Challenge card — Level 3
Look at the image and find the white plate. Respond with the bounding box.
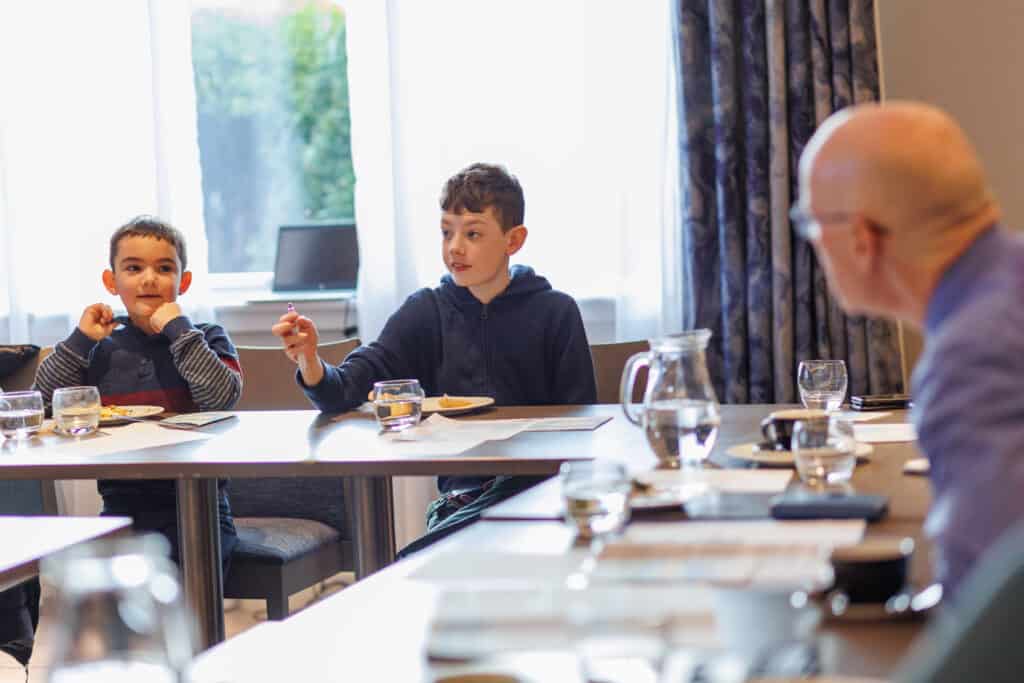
[726,441,874,467]
[630,481,712,510]
[422,396,495,416]
[100,405,164,424]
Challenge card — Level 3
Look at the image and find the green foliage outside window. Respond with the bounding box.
[191,1,355,273]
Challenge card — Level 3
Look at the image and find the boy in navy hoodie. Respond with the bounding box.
[272,163,597,554]
[34,216,243,574]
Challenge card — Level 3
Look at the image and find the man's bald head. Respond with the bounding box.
[800,101,997,243]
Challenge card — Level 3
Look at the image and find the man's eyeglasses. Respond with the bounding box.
[789,205,854,241]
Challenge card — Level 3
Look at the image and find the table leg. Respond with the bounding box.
[347,475,396,579]
[177,478,224,650]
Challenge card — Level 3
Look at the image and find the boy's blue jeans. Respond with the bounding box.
[396,475,549,559]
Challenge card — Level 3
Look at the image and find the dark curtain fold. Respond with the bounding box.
[678,0,904,404]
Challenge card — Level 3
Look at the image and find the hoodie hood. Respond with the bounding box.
[439,264,552,313]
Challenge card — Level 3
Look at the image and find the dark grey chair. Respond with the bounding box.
[223,339,360,620]
[896,522,1024,682]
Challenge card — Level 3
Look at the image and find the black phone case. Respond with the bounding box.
[770,493,889,521]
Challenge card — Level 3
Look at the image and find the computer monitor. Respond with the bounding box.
[271,222,359,292]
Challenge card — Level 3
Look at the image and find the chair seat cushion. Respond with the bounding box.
[233,517,341,566]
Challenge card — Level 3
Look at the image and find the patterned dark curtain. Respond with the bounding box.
[677,0,904,404]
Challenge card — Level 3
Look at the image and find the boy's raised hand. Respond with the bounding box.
[271,310,324,386]
[150,302,183,335]
[78,303,117,342]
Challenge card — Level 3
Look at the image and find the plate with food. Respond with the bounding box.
[726,441,874,467]
[421,395,495,416]
[100,404,164,425]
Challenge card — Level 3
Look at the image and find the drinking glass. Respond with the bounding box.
[53,386,101,436]
[797,360,847,411]
[42,534,195,683]
[560,460,631,539]
[0,390,44,440]
[791,416,857,485]
[372,379,424,432]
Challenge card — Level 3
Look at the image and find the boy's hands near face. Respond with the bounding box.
[150,302,184,335]
[272,311,324,386]
[78,303,118,342]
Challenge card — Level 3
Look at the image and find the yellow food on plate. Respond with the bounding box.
[100,405,132,419]
[389,403,413,417]
[439,395,473,409]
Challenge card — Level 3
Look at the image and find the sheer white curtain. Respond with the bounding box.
[344,0,681,546]
[0,1,209,348]
[0,1,208,515]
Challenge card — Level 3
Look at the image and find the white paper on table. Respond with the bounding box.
[831,410,892,422]
[522,416,611,432]
[45,422,213,457]
[379,414,535,457]
[635,469,793,493]
[903,457,930,474]
[853,422,917,442]
[624,519,866,548]
[408,551,587,585]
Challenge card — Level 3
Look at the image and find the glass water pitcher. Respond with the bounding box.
[620,330,721,468]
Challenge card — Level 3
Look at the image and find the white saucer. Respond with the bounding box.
[726,441,873,467]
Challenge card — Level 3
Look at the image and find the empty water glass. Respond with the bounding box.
[797,360,847,412]
[42,534,195,683]
[0,390,44,440]
[372,379,425,432]
[53,386,101,436]
[560,460,631,539]
[792,416,857,485]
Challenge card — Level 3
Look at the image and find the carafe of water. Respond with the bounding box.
[42,534,195,683]
[620,330,721,468]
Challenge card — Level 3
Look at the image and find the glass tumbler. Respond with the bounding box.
[53,386,101,436]
[797,360,848,412]
[0,390,44,440]
[41,534,195,683]
[560,460,631,539]
[372,379,425,432]
[791,416,857,485]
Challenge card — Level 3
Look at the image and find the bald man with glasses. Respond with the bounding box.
[795,101,1024,599]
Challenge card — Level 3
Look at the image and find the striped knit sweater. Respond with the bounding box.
[34,315,242,502]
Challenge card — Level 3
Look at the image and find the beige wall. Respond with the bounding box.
[877,1,1024,381]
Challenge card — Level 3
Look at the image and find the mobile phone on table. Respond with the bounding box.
[770,490,889,521]
[850,393,911,411]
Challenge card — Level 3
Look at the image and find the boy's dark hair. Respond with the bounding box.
[440,163,525,230]
[109,215,188,271]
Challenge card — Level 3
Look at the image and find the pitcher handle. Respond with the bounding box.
[620,351,649,426]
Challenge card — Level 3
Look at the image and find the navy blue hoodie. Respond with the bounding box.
[301,265,597,492]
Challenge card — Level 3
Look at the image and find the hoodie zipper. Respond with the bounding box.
[480,304,491,391]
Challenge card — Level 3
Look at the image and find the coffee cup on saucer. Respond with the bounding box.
[829,536,914,605]
[760,409,828,450]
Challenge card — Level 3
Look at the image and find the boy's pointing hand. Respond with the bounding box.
[78,303,117,342]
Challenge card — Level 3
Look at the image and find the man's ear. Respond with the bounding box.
[102,270,117,295]
[851,217,884,273]
[178,271,193,296]
[505,225,528,256]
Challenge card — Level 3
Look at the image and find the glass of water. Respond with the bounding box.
[372,379,425,432]
[53,386,102,436]
[560,460,631,539]
[791,416,857,485]
[0,390,44,440]
[797,360,847,412]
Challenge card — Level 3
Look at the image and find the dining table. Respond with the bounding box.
[0,515,131,592]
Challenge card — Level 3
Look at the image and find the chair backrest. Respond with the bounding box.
[3,347,51,392]
[590,340,649,404]
[227,477,348,536]
[896,522,1024,682]
[234,338,360,410]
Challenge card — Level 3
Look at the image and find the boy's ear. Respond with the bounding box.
[178,270,193,295]
[505,225,528,256]
[102,269,117,295]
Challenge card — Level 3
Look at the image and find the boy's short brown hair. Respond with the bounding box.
[109,215,188,271]
[440,163,525,231]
